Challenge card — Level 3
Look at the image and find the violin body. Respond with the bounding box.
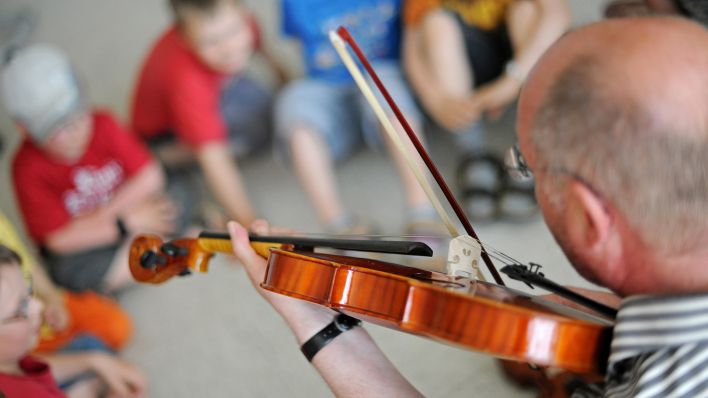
[262,249,612,375]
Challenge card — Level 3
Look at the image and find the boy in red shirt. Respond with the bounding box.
[0,245,145,398]
[1,43,177,293]
[132,0,284,226]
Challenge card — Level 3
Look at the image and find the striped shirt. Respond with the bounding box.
[573,294,708,397]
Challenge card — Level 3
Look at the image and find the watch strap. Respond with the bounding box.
[300,313,361,362]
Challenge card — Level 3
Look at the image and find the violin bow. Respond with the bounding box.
[329,27,504,285]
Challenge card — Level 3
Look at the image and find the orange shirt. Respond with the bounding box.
[404,0,516,30]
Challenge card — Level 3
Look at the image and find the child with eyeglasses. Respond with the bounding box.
[0,244,146,397]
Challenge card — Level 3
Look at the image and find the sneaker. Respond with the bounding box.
[455,151,505,222]
[497,178,538,221]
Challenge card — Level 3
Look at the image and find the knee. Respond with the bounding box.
[102,308,133,350]
[90,295,134,350]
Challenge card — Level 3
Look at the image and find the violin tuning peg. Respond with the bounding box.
[140,250,167,269]
[160,242,189,257]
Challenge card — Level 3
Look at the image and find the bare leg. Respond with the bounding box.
[290,125,346,225]
[420,9,474,97]
[381,115,430,208]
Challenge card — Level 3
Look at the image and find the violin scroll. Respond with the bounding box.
[129,235,214,284]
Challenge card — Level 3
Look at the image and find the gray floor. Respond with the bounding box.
[0,1,609,396]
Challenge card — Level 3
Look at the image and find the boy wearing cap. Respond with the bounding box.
[1,43,177,293]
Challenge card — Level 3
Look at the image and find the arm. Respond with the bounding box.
[31,262,69,331]
[228,221,422,397]
[44,161,175,254]
[102,160,167,216]
[196,143,257,226]
[402,22,443,119]
[507,0,571,82]
[41,352,146,397]
[472,0,571,114]
[402,17,480,131]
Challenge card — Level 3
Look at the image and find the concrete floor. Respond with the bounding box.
[0,1,609,396]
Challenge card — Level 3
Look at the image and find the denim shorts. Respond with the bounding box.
[148,75,273,158]
[274,60,422,162]
[220,75,273,157]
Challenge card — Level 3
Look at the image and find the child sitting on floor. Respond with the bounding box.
[0,244,146,397]
[1,43,178,293]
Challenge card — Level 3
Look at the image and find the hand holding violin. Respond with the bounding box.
[227,221,334,343]
[226,220,425,397]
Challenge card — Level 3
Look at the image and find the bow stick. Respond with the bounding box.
[329,27,504,285]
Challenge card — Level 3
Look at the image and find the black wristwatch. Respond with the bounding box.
[300,313,361,362]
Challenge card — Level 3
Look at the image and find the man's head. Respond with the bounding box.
[1,44,92,162]
[517,17,708,295]
[170,0,254,75]
[0,245,42,364]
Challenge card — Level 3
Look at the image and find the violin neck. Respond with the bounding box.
[197,236,278,259]
[197,231,434,257]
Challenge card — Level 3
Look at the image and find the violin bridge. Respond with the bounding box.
[445,236,481,279]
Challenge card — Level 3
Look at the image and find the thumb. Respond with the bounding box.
[227,221,260,264]
[228,221,268,286]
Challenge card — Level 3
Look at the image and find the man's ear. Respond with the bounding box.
[566,179,612,250]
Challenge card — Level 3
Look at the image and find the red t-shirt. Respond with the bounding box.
[131,18,262,148]
[0,356,66,398]
[12,111,152,243]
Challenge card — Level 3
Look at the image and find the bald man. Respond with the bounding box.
[225,17,708,397]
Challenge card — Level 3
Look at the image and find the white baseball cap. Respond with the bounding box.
[1,43,84,142]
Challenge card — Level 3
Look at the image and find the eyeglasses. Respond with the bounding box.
[504,143,605,201]
[504,143,534,182]
[0,279,34,325]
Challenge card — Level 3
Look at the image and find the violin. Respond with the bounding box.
[128,26,615,377]
[130,231,612,374]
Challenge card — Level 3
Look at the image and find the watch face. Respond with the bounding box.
[336,314,361,330]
